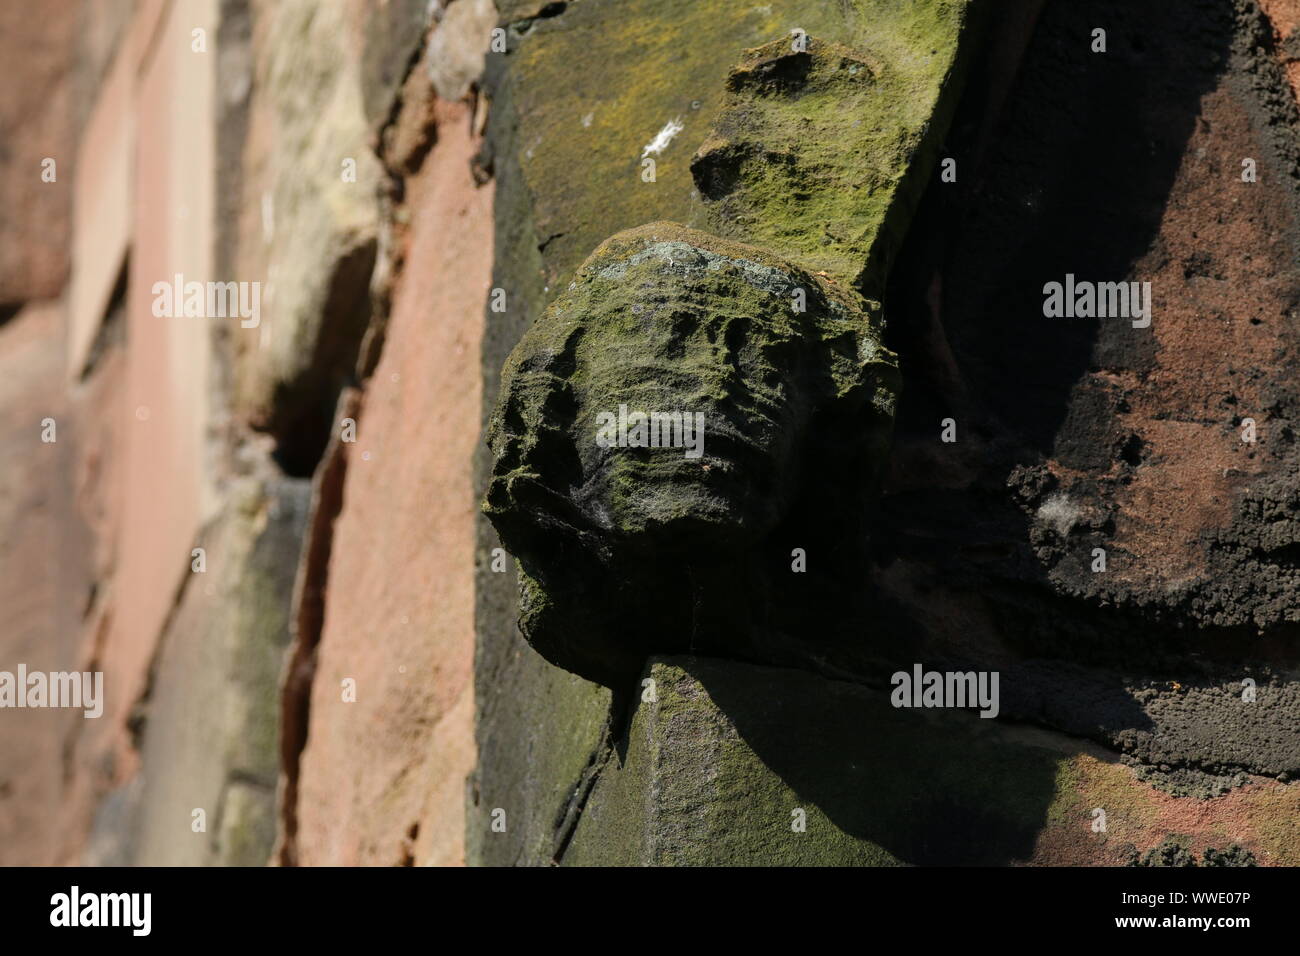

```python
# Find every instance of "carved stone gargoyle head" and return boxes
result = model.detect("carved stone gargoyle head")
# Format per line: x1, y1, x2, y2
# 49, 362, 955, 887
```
484, 222, 899, 685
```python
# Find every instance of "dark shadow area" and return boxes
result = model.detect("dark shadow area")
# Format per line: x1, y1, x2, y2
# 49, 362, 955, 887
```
77, 253, 130, 382
269, 239, 377, 478
885, 0, 1228, 450
874, 0, 1239, 668
676, 2, 1299, 854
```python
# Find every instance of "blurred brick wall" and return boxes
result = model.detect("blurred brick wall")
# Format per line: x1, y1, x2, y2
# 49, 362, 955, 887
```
0, 0, 487, 866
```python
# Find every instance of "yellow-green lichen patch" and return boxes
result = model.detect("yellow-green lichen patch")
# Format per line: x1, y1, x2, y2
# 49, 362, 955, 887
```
691, 29, 960, 288
506, 0, 974, 294
1248, 786, 1300, 865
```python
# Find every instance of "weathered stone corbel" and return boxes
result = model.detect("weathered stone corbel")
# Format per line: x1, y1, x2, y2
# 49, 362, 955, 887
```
484, 33, 969, 684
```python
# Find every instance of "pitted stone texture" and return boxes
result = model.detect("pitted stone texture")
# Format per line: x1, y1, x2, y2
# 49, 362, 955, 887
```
997, 661, 1300, 786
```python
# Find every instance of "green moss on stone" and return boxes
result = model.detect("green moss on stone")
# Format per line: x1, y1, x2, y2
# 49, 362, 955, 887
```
476, 0, 981, 865
692, 29, 963, 288
565, 657, 1073, 865
484, 222, 898, 683
506, 0, 975, 296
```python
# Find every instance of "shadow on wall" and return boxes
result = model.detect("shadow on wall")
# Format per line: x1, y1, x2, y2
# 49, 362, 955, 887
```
688, 0, 1248, 864
691, 660, 1078, 865
889, 0, 1229, 453
875, 0, 1245, 665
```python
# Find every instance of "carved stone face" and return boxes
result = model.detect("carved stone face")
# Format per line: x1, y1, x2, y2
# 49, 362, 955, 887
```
485, 221, 899, 683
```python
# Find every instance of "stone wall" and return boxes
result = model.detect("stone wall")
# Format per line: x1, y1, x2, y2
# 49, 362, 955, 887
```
0, 0, 1298, 868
